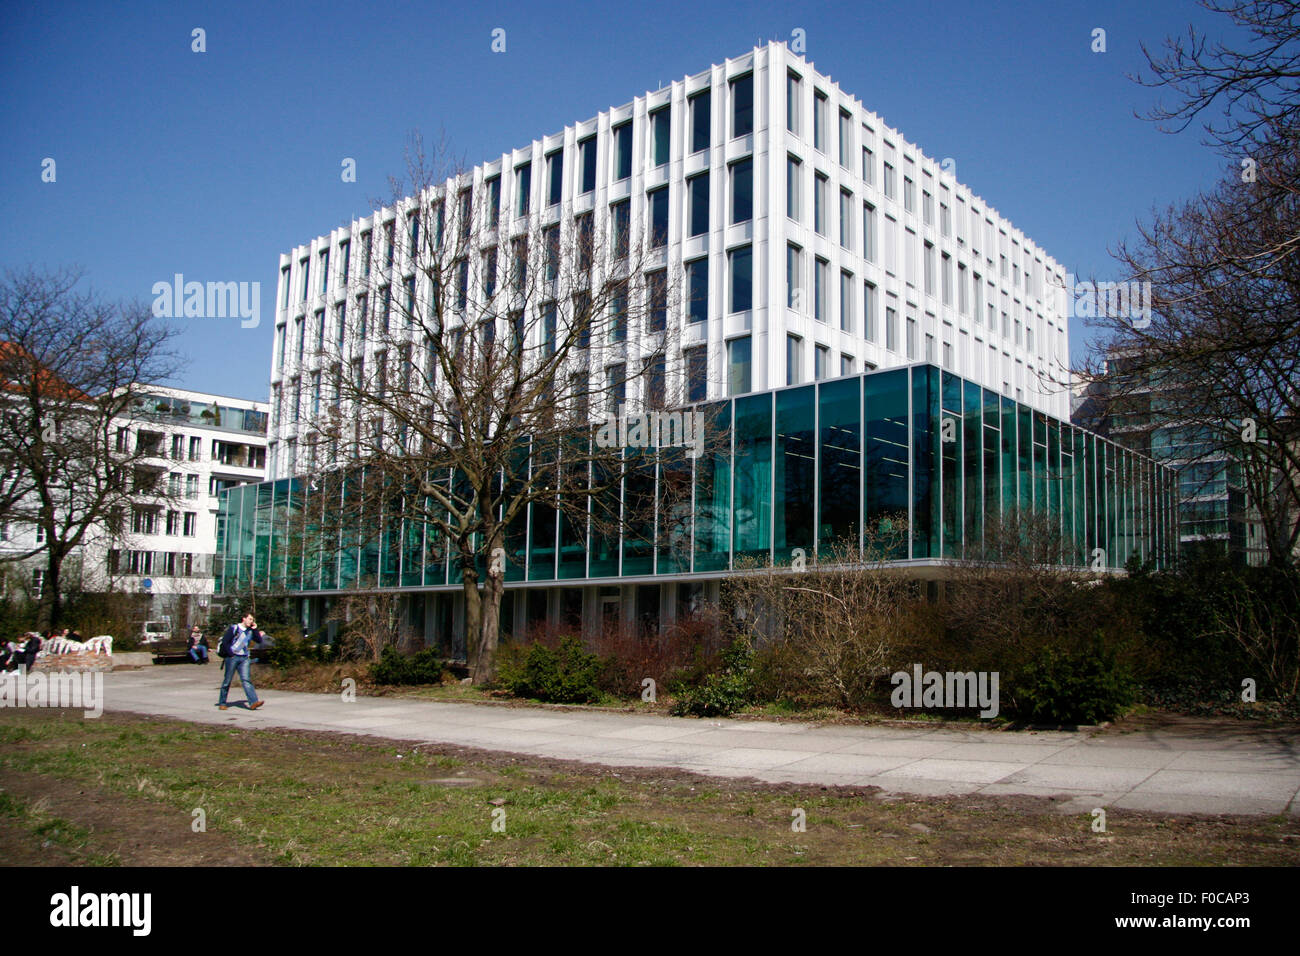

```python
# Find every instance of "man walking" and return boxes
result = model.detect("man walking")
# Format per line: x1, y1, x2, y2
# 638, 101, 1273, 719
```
217, 612, 264, 710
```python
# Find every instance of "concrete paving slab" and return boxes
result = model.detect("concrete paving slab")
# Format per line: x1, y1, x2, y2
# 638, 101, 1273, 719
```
879, 758, 1025, 785
1000, 764, 1159, 791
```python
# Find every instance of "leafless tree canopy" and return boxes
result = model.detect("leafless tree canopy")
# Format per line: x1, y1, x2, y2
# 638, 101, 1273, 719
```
0, 265, 182, 628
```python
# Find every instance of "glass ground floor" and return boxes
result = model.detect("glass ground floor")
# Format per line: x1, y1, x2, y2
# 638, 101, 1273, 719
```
216, 363, 1178, 648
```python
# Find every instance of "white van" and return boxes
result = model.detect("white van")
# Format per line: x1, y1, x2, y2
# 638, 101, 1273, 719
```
139, 621, 172, 644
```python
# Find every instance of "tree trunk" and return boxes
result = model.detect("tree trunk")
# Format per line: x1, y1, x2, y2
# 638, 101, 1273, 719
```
461, 556, 483, 679
474, 527, 507, 685
37, 547, 63, 632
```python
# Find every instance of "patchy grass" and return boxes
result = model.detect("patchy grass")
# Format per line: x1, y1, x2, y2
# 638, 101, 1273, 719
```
0, 709, 1296, 867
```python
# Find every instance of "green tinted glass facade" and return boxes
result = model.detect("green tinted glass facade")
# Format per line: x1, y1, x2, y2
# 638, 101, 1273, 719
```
217, 364, 1178, 595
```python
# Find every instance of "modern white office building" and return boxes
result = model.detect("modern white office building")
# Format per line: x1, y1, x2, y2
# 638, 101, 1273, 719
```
264, 41, 1071, 480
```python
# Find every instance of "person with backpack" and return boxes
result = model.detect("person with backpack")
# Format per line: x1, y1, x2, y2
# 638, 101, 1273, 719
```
217, 613, 264, 710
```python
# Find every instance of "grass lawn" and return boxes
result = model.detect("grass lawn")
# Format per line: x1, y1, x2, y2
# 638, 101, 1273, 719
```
1, 709, 1297, 866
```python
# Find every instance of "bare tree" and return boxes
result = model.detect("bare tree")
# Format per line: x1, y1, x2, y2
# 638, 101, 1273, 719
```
0, 266, 182, 628
286, 134, 708, 682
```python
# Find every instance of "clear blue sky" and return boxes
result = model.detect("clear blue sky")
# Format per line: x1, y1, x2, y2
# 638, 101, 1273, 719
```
0, 0, 1230, 402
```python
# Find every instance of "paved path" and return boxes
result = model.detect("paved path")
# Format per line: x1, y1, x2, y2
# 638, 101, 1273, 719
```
98, 666, 1300, 817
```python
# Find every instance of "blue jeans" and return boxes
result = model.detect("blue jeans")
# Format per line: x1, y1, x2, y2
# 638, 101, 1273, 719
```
190, 646, 208, 663
219, 655, 258, 705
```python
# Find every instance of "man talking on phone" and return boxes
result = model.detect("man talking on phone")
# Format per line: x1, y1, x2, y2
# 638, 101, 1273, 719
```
217, 612, 265, 711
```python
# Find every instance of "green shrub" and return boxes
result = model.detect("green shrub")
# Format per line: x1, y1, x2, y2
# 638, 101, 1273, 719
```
260, 639, 303, 669
370, 646, 449, 686
497, 636, 603, 704
670, 639, 754, 717
1013, 639, 1136, 725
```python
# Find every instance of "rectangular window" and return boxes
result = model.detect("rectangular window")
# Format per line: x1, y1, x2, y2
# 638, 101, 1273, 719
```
458, 188, 471, 241
728, 336, 752, 395
407, 213, 419, 258
648, 187, 669, 248
840, 270, 853, 332
786, 243, 803, 310
579, 136, 597, 193
786, 155, 801, 221
841, 354, 854, 376
651, 107, 671, 167
611, 199, 630, 258
730, 158, 753, 224
687, 258, 708, 323
839, 188, 852, 248
183, 512, 196, 536
862, 142, 874, 184
360, 231, 372, 276
864, 281, 877, 341
688, 173, 709, 237
906, 315, 917, 359
280, 266, 290, 309
613, 122, 633, 181
543, 224, 560, 280
515, 162, 531, 217
904, 176, 915, 214
300, 258, 309, 301
813, 90, 827, 151
924, 241, 935, 296
686, 345, 707, 402
942, 253, 952, 306
786, 72, 801, 133
814, 172, 827, 235
384, 221, 395, 267
814, 256, 829, 321
863, 202, 876, 262
838, 109, 853, 167
731, 73, 753, 137
546, 151, 563, 206
576, 214, 593, 272
883, 162, 896, 199
787, 333, 802, 385
940, 202, 951, 238
647, 270, 667, 333
188, 436, 201, 461
923, 190, 933, 226
729, 245, 752, 313
886, 305, 898, 352
815, 344, 830, 381
690, 90, 710, 153
319, 248, 329, 294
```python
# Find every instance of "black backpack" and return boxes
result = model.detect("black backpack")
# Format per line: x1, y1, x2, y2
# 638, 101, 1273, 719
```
217, 626, 235, 659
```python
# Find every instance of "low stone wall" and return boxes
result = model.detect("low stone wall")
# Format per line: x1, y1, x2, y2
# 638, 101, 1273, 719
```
111, 652, 156, 669
31, 653, 114, 673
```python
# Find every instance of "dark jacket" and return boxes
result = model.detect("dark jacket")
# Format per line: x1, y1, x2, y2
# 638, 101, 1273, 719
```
218, 625, 263, 658
22, 635, 41, 669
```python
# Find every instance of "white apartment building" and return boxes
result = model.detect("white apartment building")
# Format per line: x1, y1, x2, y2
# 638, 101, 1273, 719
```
80, 386, 269, 627
266, 41, 1071, 477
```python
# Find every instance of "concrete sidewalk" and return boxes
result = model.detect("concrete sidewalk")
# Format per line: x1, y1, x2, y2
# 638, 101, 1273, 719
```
99, 666, 1300, 817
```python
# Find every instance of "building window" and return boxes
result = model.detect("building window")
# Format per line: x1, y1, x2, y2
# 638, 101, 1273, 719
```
546, 151, 563, 206
904, 176, 915, 214
607, 363, 627, 412
727, 336, 752, 395
924, 241, 936, 296
841, 354, 855, 376
32, 569, 44, 599
280, 266, 290, 310
647, 271, 667, 333
170, 434, 184, 460
689, 89, 710, 153
787, 334, 802, 386
814, 257, 829, 321
686, 346, 707, 402
688, 173, 709, 237
731, 73, 753, 138
839, 270, 853, 333
922, 189, 933, 226
648, 187, 669, 248
651, 107, 671, 167
942, 253, 952, 306
384, 221, 395, 267
786, 155, 801, 221
484, 175, 501, 228
838, 109, 853, 167
729, 245, 752, 313
613, 122, 633, 181
188, 436, 201, 461
813, 90, 827, 151
839, 188, 852, 248
300, 257, 309, 301
575, 214, 593, 273
862, 140, 874, 185
786, 244, 803, 310
883, 162, 896, 199
814, 172, 827, 235
687, 258, 708, 323
579, 136, 597, 193
183, 512, 197, 536
319, 248, 330, 294
730, 158, 753, 224
543, 224, 560, 280
906, 315, 917, 359
515, 162, 531, 217
610, 199, 630, 258
886, 305, 898, 352
864, 281, 877, 342
815, 344, 830, 381
360, 231, 371, 276
782, 68, 805, 141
